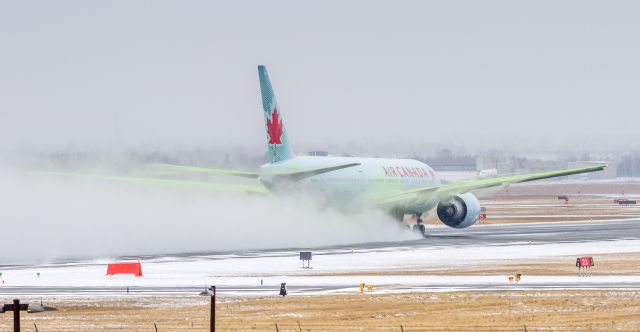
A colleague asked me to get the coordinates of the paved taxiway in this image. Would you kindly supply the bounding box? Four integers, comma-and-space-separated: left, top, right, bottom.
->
3, 278, 640, 297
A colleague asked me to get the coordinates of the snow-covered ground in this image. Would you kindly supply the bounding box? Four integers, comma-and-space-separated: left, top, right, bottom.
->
1, 237, 639, 296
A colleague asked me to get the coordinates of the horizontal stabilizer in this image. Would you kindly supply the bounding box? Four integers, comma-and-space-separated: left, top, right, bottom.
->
151, 164, 259, 179
273, 163, 361, 181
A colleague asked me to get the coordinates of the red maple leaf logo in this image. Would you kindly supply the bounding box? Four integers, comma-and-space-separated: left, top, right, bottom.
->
266, 109, 283, 145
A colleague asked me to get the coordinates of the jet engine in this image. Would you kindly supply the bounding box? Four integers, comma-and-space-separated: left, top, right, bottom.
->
436, 193, 481, 229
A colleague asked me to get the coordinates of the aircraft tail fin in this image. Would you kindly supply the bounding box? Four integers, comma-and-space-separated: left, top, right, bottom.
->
258, 65, 295, 163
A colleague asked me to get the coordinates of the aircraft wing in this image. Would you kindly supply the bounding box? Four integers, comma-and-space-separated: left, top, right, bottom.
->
373, 164, 606, 207
37, 171, 269, 194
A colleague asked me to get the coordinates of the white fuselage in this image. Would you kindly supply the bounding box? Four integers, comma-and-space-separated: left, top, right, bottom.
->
259, 156, 441, 208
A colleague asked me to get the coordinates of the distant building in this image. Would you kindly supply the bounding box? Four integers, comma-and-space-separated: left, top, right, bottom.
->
307, 150, 329, 156
617, 153, 640, 177
476, 156, 511, 174
477, 156, 566, 176
427, 160, 477, 172
422, 149, 477, 171
568, 161, 617, 180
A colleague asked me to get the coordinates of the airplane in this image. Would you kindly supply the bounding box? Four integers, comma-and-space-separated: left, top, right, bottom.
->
151, 65, 606, 236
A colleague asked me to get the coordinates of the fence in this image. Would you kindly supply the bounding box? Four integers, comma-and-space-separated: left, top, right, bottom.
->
5, 323, 627, 332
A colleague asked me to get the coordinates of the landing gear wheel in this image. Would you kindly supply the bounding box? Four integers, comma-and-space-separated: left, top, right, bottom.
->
413, 219, 427, 237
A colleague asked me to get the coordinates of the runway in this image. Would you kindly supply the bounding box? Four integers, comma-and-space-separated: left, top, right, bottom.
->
1, 219, 640, 297
118, 218, 640, 262
425, 217, 640, 244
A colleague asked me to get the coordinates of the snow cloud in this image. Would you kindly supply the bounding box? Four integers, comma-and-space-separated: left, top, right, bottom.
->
0, 167, 416, 264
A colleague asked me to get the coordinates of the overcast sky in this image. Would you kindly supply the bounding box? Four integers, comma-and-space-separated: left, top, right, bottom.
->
1, 1, 639, 154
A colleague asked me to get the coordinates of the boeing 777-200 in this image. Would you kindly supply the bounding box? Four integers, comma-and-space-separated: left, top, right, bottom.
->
148, 66, 605, 236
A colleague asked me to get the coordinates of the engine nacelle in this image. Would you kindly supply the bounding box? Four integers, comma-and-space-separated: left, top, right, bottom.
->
436, 193, 481, 229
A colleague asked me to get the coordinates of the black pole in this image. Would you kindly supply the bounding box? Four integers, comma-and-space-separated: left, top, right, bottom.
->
210, 286, 216, 332
13, 299, 20, 332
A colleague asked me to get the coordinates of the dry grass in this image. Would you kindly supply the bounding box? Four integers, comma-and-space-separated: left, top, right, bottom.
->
310, 252, 640, 277
5, 291, 640, 331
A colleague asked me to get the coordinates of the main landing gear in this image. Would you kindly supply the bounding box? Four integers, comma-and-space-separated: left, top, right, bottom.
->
395, 210, 428, 237
413, 219, 426, 237
407, 213, 426, 237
